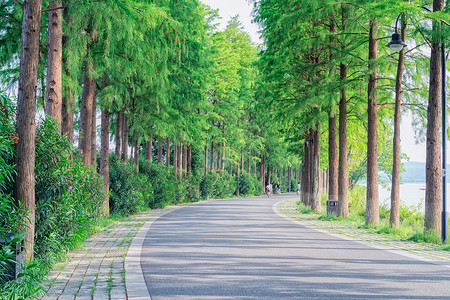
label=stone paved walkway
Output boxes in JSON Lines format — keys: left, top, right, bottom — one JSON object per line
{"left": 40, "top": 197, "right": 450, "bottom": 300}
{"left": 40, "top": 206, "right": 178, "bottom": 300}
{"left": 275, "top": 198, "right": 450, "bottom": 266}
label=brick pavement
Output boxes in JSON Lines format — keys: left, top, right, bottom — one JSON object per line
{"left": 40, "top": 206, "right": 178, "bottom": 300}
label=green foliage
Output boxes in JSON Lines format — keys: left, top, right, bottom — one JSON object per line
{"left": 199, "top": 171, "right": 236, "bottom": 199}
{"left": 0, "top": 91, "right": 16, "bottom": 195}
{"left": 296, "top": 201, "right": 314, "bottom": 214}
{"left": 238, "top": 172, "right": 260, "bottom": 196}
{"left": 34, "top": 117, "right": 107, "bottom": 263}
{"left": 109, "top": 155, "right": 153, "bottom": 215}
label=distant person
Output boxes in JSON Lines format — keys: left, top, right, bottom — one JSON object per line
{"left": 297, "top": 182, "right": 301, "bottom": 196}
{"left": 266, "top": 183, "right": 272, "bottom": 197}
{"left": 276, "top": 182, "right": 280, "bottom": 194}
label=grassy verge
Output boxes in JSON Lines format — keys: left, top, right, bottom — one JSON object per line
{"left": 296, "top": 185, "right": 449, "bottom": 250}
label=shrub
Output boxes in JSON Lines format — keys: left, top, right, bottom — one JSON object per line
{"left": 34, "top": 117, "right": 106, "bottom": 262}
{"left": 238, "top": 172, "right": 260, "bottom": 196}
{"left": 110, "top": 155, "right": 153, "bottom": 215}
{"left": 199, "top": 171, "right": 236, "bottom": 199}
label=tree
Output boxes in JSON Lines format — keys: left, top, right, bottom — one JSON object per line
{"left": 45, "top": 1, "right": 63, "bottom": 129}
{"left": 14, "top": 0, "right": 43, "bottom": 263}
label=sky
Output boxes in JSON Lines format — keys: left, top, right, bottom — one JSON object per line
{"left": 201, "top": 0, "right": 427, "bottom": 162}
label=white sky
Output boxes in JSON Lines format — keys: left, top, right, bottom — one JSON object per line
{"left": 200, "top": 0, "right": 428, "bottom": 163}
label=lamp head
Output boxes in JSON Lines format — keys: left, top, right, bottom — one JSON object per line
{"left": 387, "top": 32, "right": 407, "bottom": 52}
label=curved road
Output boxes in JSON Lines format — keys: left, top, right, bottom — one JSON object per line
{"left": 141, "top": 194, "right": 450, "bottom": 299}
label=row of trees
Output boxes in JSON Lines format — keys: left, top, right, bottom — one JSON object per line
{"left": 1, "top": 0, "right": 301, "bottom": 263}
{"left": 253, "top": 0, "right": 449, "bottom": 233}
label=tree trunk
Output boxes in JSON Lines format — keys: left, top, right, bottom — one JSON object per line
{"left": 183, "top": 143, "right": 187, "bottom": 173}
{"left": 366, "top": 18, "right": 380, "bottom": 226}
{"left": 237, "top": 160, "right": 240, "bottom": 196}
{"left": 204, "top": 142, "right": 208, "bottom": 174}
{"left": 134, "top": 134, "right": 139, "bottom": 173}
{"left": 166, "top": 137, "right": 170, "bottom": 167}
{"left": 179, "top": 141, "right": 183, "bottom": 177}
{"left": 14, "top": 0, "right": 42, "bottom": 263}
{"left": 288, "top": 166, "right": 292, "bottom": 192}
{"left": 145, "top": 134, "right": 153, "bottom": 161}
{"left": 61, "top": 7, "right": 73, "bottom": 143}
{"left": 115, "top": 111, "right": 122, "bottom": 157}
{"left": 78, "top": 64, "right": 95, "bottom": 165}
{"left": 188, "top": 145, "right": 192, "bottom": 173}
{"left": 247, "top": 151, "right": 251, "bottom": 174}
{"left": 425, "top": 0, "right": 444, "bottom": 233}
{"left": 121, "top": 114, "right": 128, "bottom": 160}
{"left": 338, "top": 62, "right": 349, "bottom": 218}
{"left": 91, "top": 97, "right": 97, "bottom": 167}
{"left": 311, "top": 124, "right": 321, "bottom": 212}
{"left": 158, "top": 136, "right": 163, "bottom": 164}
{"left": 210, "top": 140, "right": 214, "bottom": 171}
{"left": 390, "top": 20, "right": 406, "bottom": 228}
{"left": 61, "top": 90, "right": 74, "bottom": 143}
{"left": 45, "top": 0, "right": 63, "bottom": 129}
{"left": 174, "top": 143, "right": 178, "bottom": 177}
{"left": 328, "top": 112, "right": 338, "bottom": 201}
{"left": 260, "top": 155, "right": 265, "bottom": 193}
{"left": 100, "top": 108, "right": 110, "bottom": 217}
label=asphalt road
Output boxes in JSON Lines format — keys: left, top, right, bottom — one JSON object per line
{"left": 141, "top": 194, "right": 450, "bottom": 299}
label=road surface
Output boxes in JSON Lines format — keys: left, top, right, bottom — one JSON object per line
{"left": 141, "top": 194, "right": 450, "bottom": 299}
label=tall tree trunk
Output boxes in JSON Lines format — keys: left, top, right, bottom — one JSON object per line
{"left": 328, "top": 112, "right": 338, "bottom": 201}
{"left": 241, "top": 153, "right": 244, "bottom": 174}
{"left": 204, "top": 142, "right": 208, "bottom": 174}
{"left": 121, "top": 114, "right": 128, "bottom": 160}
{"left": 115, "top": 111, "right": 122, "bottom": 157}
{"left": 183, "top": 143, "right": 187, "bottom": 173}
{"left": 247, "top": 151, "right": 251, "bottom": 174}
{"left": 338, "top": 61, "right": 349, "bottom": 217}
{"left": 61, "top": 6, "right": 73, "bottom": 143}
{"left": 179, "top": 141, "right": 183, "bottom": 177}
{"left": 425, "top": 0, "right": 445, "bottom": 233}
{"left": 229, "top": 162, "right": 232, "bottom": 174}
{"left": 61, "top": 90, "right": 74, "bottom": 143}
{"left": 91, "top": 97, "right": 97, "bottom": 167}
{"left": 158, "top": 136, "right": 163, "bottom": 164}
{"left": 78, "top": 64, "right": 95, "bottom": 165}
{"left": 14, "top": 0, "right": 42, "bottom": 263}
{"left": 188, "top": 145, "right": 192, "bottom": 173}
{"left": 45, "top": 0, "right": 63, "bottom": 129}
{"left": 237, "top": 160, "right": 240, "bottom": 196}
{"left": 174, "top": 143, "right": 178, "bottom": 177}
{"left": 390, "top": 20, "right": 406, "bottom": 228}
{"left": 288, "top": 166, "right": 292, "bottom": 192}
{"left": 222, "top": 144, "right": 226, "bottom": 171}
{"left": 366, "top": 18, "right": 380, "bottom": 226}
{"left": 311, "top": 125, "right": 321, "bottom": 212}
{"left": 260, "top": 155, "right": 265, "bottom": 193}
{"left": 145, "top": 134, "right": 153, "bottom": 161}
{"left": 217, "top": 147, "right": 221, "bottom": 171}
{"left": 100, "top": 108, "right": 110, "bottom": 217}
{"left": 210, "top": 140, "right": 215, "bottom": 171}
{"left": 133, "top": 134, "right": 139, "bottom": 173}
{"left": 166, "top": 138, "right": 170, "bottom": 167}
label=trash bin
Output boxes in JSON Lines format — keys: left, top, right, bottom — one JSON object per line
{"left": 327, "top": 200, "right": 338, "bottom": 216}
{"left": 0, "top": 233, "right": 24, "bottom": 282}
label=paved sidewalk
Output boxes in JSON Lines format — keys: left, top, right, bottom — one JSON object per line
{"left": 275, "top": 198, "right": 450, "bottom": 266}
{"left": 40, "top": 206, "right": 178, "bottom": 300}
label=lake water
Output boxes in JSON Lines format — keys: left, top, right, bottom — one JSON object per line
{"left": 378, "top": 183, "right": 426, "bottom": 213}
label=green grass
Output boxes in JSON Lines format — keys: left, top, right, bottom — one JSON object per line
{"left": 296, "top": 190, "right": 450, "bottom": 250}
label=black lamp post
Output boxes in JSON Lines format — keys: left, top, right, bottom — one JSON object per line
{"left": 388, "top": 14, "right": 448, "bottom": 244}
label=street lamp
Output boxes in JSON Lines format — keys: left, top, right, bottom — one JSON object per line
{"left": 388, "top": 13, "right": 448, "bottom": 243}
{"left": 387, "top": 13, "right": 407, "bottom": 52}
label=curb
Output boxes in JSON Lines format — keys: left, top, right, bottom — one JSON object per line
{"left": 125, "top": 207, "right": 180, "bottom": 300}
